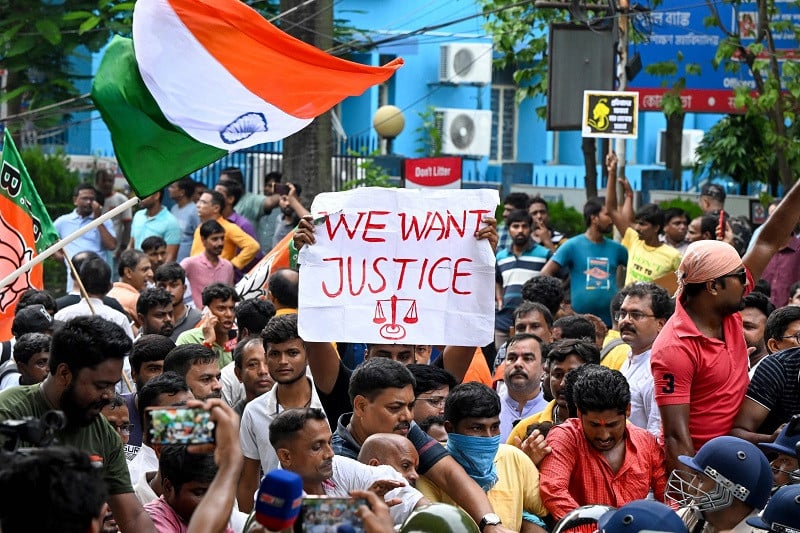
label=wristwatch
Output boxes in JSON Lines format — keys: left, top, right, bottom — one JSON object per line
{"left": 479, "top": 513, "right": 502, "bottom": 532}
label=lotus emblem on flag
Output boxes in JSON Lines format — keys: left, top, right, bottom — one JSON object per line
{"left": 220, "top": 112, "right": 269, "bottom": 144}
{"left": 0, "top": 213, "right": 34, "bottom": 312}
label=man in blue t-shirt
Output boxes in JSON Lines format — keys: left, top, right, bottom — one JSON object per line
{"left": 540, "top": 198, "right": 627, "bottom": 326}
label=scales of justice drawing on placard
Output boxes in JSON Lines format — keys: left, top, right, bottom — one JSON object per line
{"left": 373, "top": 295, "right": 418, "bottom": 340}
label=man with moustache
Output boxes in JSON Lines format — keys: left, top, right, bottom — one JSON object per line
{"left": 153, "top": 263, "right": 203, "bottom": 342}
{"left": 270, "top": 408, "right": 426, "bottom": 526}
{"left": 0, "top": 316, "right": 158, "bottom": 533}
{"left": 136, "top": 288, "right": 175, "bottom": 338}
{"left": 175, "top": 283, "right": 239, "bottom": 368}
{"left": 495, "top": 209, "right": 552, "bottom": 349}
{"left": 331, "top": 358, "right": 517, "bottom": 533}
{"left": 540, "top": 198, "right": 627, "bottom": 327}
{"left": 53, "top": 183, "right": 117, "bottom": 292}
{"left": 539, "top": 366, "right": 666, "bottom": 520}
{"left": 498, "top": 333, "right": 548, "bottom": 441}
{"left": 616, "top": 283, "right": 673, "bottom": 437}
{"left": 739, "top": 292, "right": 775, "bottom": 376}
{"left": 181, "top": 220, "right": 234, "bottom": 308}
{"left": 163, "top": 344, "right": 223, "bottom": 401}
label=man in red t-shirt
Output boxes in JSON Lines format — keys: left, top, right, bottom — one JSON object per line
{"left": 651, "top": 176, "right": 800, "bottom": 475}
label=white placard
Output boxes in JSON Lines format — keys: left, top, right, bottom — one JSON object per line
{"left": 298, "top": 187, "right": 499, "bottom": 345}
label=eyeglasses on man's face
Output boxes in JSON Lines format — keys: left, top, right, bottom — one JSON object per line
{"left": 109, "top": 423, "right": 133, "bottom": 435}
{"left": 614, "top": 310, "right": 655, "bottom": 322}
{"left": 416, "top": 396, "right": 446, "bottom": 408}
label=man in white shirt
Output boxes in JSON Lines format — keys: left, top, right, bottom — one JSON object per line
{"left": 54, "top": 257, "right": 134, "bottom": 341}
{"left": 237, "top": 314, "right": 325, "bottom": 513}
{"left": 617, "top": 282, "right": 673, "bottom": 437}
{"left": 498, "top": 333, "right": 548, "bottom": 441}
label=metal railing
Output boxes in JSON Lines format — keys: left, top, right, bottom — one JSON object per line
{"left": 191, "top": 134, "right": 379, "bottom": 193}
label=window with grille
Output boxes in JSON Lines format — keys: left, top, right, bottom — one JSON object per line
{"left": 490, "top": 86, "right": 517, "bottom": 163}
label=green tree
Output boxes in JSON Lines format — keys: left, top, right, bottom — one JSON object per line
{"left": 0, "top": 1, "right": 135, "bottom": 138}
{"left": 704, "top": 0, "right": 800, "bottom": 193}
{"left": 693, "top": 113, "right": 772, "bottom": 195}
{"left": 341, "top": 149, "right": 396, "bottom": 190}
{"left": 644, "top": 1, "right": 800, "bottom": 195}
{"left": 19, "top": 145, "right": 80, "bottom": 206}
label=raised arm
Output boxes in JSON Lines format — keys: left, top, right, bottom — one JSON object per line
{"left": 187, "top": 399, "right": 243, "bottom": 533}
{"left": 604, "top": 152, "right": 634, "bottom": 235}
{"left": 743, "top": 176, "right": 800, "bottom": 280}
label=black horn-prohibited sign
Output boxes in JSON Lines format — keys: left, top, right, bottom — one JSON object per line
{"left": 582, "top": 90, "right": 639, "bottom": 139}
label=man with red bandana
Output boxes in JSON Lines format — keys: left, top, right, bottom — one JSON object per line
{"left": 652, "top": 175, "right": 800, "bottom": 474}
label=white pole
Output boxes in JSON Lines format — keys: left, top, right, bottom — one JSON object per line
{"left": 0, "top": 196, "right": 140, "bottom": 289}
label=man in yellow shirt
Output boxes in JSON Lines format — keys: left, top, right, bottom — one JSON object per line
{"left": 605, "top": 153, "right": 681, "bottom": 286}
{"left": 417, "top": 382, "right": 548, "bottom": 532}
{"left": 190, "top": 190, "right": 260, "bottom": 277}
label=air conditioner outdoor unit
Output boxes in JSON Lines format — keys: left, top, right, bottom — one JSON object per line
{"left": 436, "top": 108, "right": 492, "bottom": 158}
{"left": 655, "top": 129, "right": 704, "bottom": 167}
{"left": 439, "top": 43, "right": 493, "bottom": 84}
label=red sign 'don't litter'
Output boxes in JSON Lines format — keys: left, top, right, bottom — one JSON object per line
{"left": 404, "top": 157, "right": 462, "bottom": 189}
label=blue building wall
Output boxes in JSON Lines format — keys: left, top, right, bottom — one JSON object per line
{"left": 73, "top": 0, "right": 729, "bottom": 193}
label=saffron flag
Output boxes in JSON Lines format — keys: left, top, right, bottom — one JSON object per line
{"left": 0, "top": 130, "right": 59, "bottom": 338}
{"left": 91, "top": 0, "right": 404, "bottom": 198}
{"left": 235, "top": 231, "right": 294, "bottom": 301}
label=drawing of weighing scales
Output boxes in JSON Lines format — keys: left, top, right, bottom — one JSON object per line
{"left": 373, "top": 295, "right": 418, "bottom": 340}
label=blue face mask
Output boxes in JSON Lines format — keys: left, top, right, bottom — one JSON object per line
{"left": 446, "top": 433, "right": 501, "bottom": 491}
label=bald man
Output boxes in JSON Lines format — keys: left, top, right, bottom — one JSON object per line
{"left": 358, "top": 433, "right": 420, "bottom": 487}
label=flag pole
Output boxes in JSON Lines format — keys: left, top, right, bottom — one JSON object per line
{"left": 0, "top": 196, "right": 140, "bottom": 290}
{"left": 62, "top": 209, "right": 136, "bottom": 395}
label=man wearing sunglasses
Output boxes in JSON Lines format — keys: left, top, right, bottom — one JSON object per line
{"left": 651, "top": 175, "right": 800, "bottom": 475}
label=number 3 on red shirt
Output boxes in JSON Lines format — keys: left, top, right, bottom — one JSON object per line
{"left": 661, "top": 373, "right": 675, "bottom": 394}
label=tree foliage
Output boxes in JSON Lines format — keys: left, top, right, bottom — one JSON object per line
{"left": 0, "top": 0, "right": 134, "bottom": 113}
{"left": 478, "top": 1, "right": 567, "bottom": 118}
{"left": 644, "top": 1, "right": 800, "bottom": 193}
{"left": 19, "top": 145, "right": 80, "bottom": 206}
{"left": 709, "top": 0, "right": 800, "bottom": 192}
{"left": 693, "top": 114, "right": 773, "bottom": 195}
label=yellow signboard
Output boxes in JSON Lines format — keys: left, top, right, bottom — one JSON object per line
{"left": 582, "top": 90, "right": 639, "bottom": 139}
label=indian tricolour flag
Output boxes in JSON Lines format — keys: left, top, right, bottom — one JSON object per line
{"left": 91, "top": 0, "right": 403, "bottom": 198}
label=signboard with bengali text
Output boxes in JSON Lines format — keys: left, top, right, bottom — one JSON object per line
{"left": 629, "top": 3, "right": 800, "bottom": 113}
